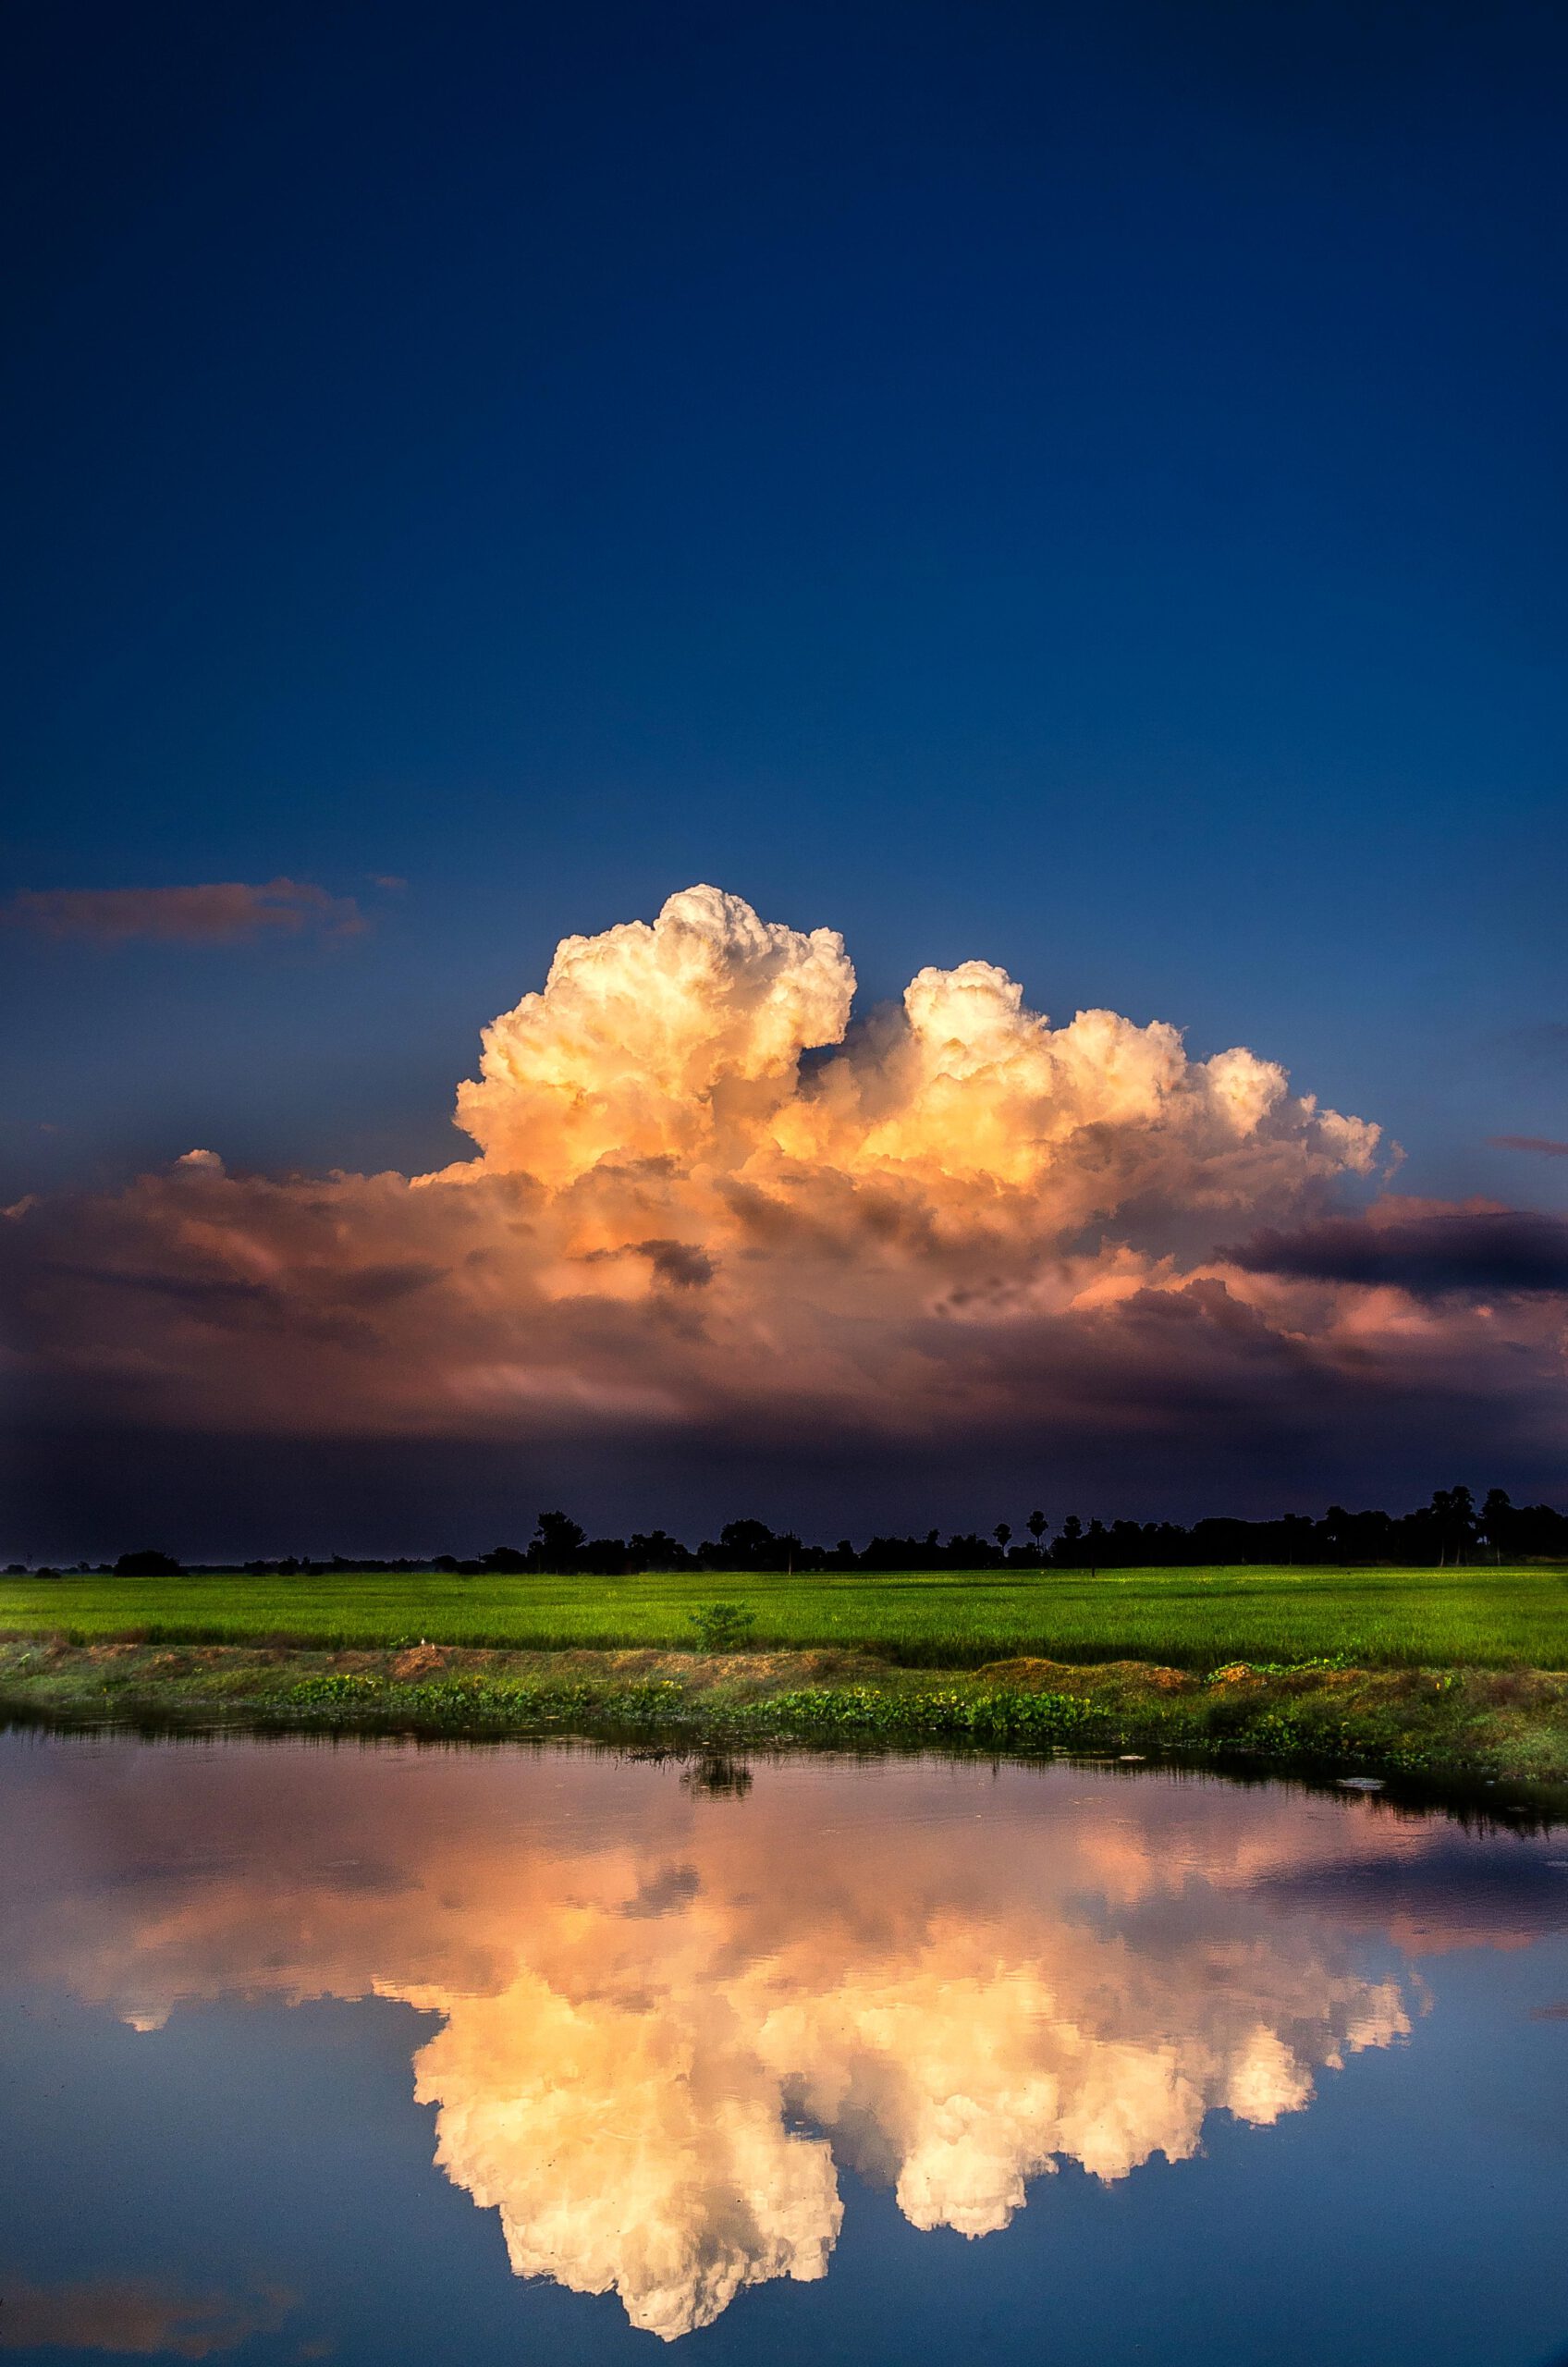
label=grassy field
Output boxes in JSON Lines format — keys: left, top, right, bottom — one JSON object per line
{"left": 3, "top": 1563, "right": 1565, "bottom": 1671}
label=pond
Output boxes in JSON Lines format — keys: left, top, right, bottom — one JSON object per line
{"left": 1, "top": 1730, "right": 1565, "bottom": 2364}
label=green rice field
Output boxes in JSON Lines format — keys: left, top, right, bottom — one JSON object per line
{"left": 3, "top": 1563, "right": 1564, "bottom": 1671}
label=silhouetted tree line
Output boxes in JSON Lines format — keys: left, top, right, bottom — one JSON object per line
{"left": 31, "top": 1486, "right": 1562, "bottom": 1581}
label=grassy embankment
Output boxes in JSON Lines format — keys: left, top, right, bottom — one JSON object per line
{"left": 3, "top": 1564, "right": 1566, "bottom": 1797}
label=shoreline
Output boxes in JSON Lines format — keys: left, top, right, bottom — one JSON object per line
{"left": 3, "top": 1637, "right": 1565, "bottom": 1816}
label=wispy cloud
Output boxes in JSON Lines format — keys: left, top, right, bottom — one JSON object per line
{"left": 1489, "top": 1134, "right": 1568, "bottom": 1158}
{"left": 4, "top": 877, "right": 365, "bottom": 944}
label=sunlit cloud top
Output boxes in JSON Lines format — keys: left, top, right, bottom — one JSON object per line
{"left": 446, "top": 883, "right": 1378, "bottom": 1224}
{"left": 7, "top": 884, "right": 1565, "bottom": 1528}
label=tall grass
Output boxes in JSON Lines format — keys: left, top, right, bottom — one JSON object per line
{"left": 3, "top": 1564, "right": 1565, "bottom": 1670}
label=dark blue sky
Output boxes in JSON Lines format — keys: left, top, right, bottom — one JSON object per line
{"left": 5, "top": 0, "right": 1564, "bottom": 1205}
{"left": 6, "top": 2, "right": 1568, "bottom": 1551}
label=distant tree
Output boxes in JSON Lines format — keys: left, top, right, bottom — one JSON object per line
{"left": 705, "top": 1519, "right": 800, "bottom": 1572}
{"left": 947, "top": 1531, "right": 1004, "bottom": 1567}
{"left": 1479, "top": 1489, "right": 1513, "bottom": 1562}
{"left": 141, "top": 1480, "right": 1568, "bottom": 1587}
{"left": 1429, "top": 1486, "right": 1476, "bottom": 1566}
{"left": 114, "top": 1549, "right": 183, "bottom": 1577}
{"left": 576, "top": 1536, "right": 631, "bottom": 1576}
{"left": 531, "top": 1512, "right": 586, "bottom": 1573}
{"left": 629, "top": 1529, "right": 694, "bottom": 1571}
{"left": 1512, "top": 1501, "right": 1568, "bottom": 1555}
{"left": 717, "top": 1518, "right": 777, "bottom": 1566}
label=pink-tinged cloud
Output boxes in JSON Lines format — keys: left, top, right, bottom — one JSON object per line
{"left": 6, "top": 885, "right": 1567, "bottom": 1520}
{"left": 5, "top": 877, "right": 364, "bottom": 943}
{"left": 1490, "top": 1134, "right": 1568, "bottom": 1159}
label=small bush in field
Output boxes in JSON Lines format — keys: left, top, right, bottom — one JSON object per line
{"left": 689, "top": 1601, "right": 755, "bottom": 1653}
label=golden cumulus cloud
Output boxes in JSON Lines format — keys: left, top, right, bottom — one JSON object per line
{"left": 6, "top": 883, "right": 1564, "bottom": 1470}
{"left": 445, "top": 883, "right": 1377, "bottom": 1220}
{"left": 452, "top": 885, "right": 856, "bottom": 1184}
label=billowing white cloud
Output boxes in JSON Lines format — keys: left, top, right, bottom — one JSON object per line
{"left": 6, "top": 884, "right": 1564, "bottom": 1489}
{"left": 453, "top": 885, "right": 855, "bottom": 1184}
{"left": 444, "top": 886, "right": 1377, "bottom": 1239}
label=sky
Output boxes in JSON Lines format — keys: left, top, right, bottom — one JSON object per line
{"left": 3, "top": 0, "right": 1566, "bottom": 1555}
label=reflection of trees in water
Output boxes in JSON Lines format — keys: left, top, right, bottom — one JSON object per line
{"left": 680, "top": 1754, "right": 753, "bottom": 1799}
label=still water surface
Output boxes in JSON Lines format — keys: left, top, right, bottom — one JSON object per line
{"left": 2, "top": 1731, "right": 1566, "bottom": 2364}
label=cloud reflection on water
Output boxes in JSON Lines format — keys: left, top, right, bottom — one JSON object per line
{"left": 0, "top": 2277, "right": 292, "bottom": 2357}
{"left": 6, "top": 1746, "right": 1542, "bottom": 2339}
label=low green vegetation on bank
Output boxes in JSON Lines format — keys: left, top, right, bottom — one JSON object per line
{"left": 3, "top": 1562, "right": 1566, "bottom": 1671}
{"left": 2, "top": 1636, "right": 1565, "bottom": 1801}
{"left": 6, "top": 1566, "right": 1563, "bottom": 1799}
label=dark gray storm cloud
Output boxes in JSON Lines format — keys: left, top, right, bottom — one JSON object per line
{"left": 1228, "top": 1205, "right": 1568, "bottom": 1297}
